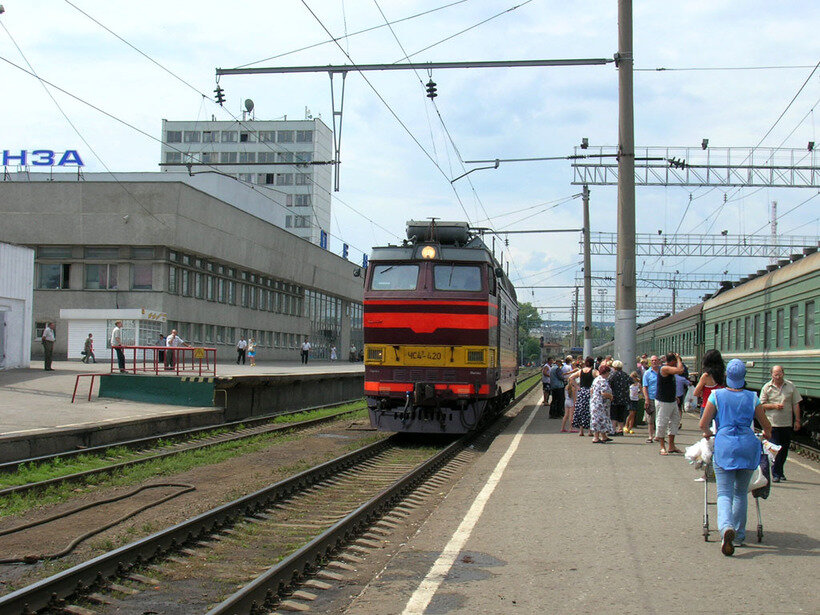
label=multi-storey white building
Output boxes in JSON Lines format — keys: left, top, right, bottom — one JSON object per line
{"left": 160, "top": 117, "right": 332, "bottom": 245}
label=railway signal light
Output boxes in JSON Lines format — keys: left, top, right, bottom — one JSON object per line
{"left": 214, "top": 85, "right": 226, "bottom": 106}
{"left": 425, "top": 79, "right": 437, "bottom": 99}
{"left": 342, "top": 243, "right": 349, "bottom": 259}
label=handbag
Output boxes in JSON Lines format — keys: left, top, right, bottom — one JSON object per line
{"left": 748, "top": 465, "right": 768, "bottom": 492}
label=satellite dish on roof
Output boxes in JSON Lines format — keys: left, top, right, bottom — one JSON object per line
{"left": 244, "top": 99, "right": 255, "bottom": 112}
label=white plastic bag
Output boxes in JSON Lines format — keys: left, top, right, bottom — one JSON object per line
{"left": 761, "top": 439, "right": 782, "bottom": 464}
{"left": 685, "top": 437, "right": 714, "bottom": 469}
{"left": 683, "top": 387, "right": 697, "bottom": 413}
{"left": 749, "top": 465, "right": 768, "bottom": 492}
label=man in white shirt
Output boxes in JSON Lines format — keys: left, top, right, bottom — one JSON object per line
{"left": 301, "top": 339, "right": 311, "bottom": 364}
{"left": 164, "top": 329, "right": 189, "bottom": 370}
{"left": 41, "top": 322, "right": 56, "bottom": 371}
{"left": 760, "top": 365, "right": 803, "bottom": 482}
{"left": 111, "top": 320, "right": 126, "bottom": 373}
{"left": 236, "top": 337, "right": 248, "bottom": 365}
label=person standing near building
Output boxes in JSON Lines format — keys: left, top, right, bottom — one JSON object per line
{"left": 156, "top": 333, "right": 166, "bottom": 365}
{"left": 642, "top": 355, "right": 661, "bottom": 444}
{"left": 301, "top": 338, "right": 312, "bottom": 364}
{"left": 111, "top": 320, "right": 126, "bottom": 373}
{"left": 236, "top": 336, "right": 247, "bottom": 365}
{"left": 247, "top": 337, "right": 257, "bottom": 367}
{"left": 759, "top": 365, "right": 803, "bottom": 482}
{"left": 609, "top": 360, "right": 630, "bottom": 436}
{"left": 165, "top": 329, "right": 189, "bottom": 370}
{"left": 349, "top": 343, "right": 357, "bottom": 362}
{"left": 541, "top": 358, "right": 553, "bottom": 408}
{"left": 41, "top": 322, "right": 55, "bottom": 371}
{"left": 330, "top": 345, "right": 338, "bottom": 362}
{"left": 81, "top": 333, "right": 96, "bottom": 363}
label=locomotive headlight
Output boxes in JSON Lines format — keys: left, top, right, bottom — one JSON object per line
{"left": 421, "top": 245, "right": 437, "bottom": 259}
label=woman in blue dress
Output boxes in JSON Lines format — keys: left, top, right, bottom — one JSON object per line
{"left": 699, "top": 359, "right": 771, "bottom": 556}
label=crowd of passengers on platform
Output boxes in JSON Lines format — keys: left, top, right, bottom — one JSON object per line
{"left": 541, "top": 349, "right": 803, "bottom": 556}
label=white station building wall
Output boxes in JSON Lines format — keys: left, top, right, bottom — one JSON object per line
{"left": 0, "top": 242, "right": 35, "bottom": 370}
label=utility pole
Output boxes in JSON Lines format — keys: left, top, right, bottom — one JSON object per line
{"left": 582, "top": 185, "right": 593, "bottom": 358}
{"left": 615, "top": 0, "right": 637, "bottom": 366}
{"left": 571, "top": 286, "right": 579, "bottom": 349}
{"left": 672, "top": 287, "right": 676, "bottom": 315}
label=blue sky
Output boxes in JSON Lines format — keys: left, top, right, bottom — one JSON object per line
{"left": 1, "top": 0, "right": 818, "bottom": 322}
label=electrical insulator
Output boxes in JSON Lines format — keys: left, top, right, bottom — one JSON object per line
{"left": 214, "top": 85, "right": 226, "bottom": 106}
{"left": 425, "top": 79, "right": 437, "bottom": 99}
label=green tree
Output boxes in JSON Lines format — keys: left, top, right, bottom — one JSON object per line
{"left": 517, "top": 302, "right": 543, "bottom": 365}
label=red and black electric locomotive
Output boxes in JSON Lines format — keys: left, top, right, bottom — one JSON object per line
{"left": 364, "top": 220, "right": 518, "bottom": 433}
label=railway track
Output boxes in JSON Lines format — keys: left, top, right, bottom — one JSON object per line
{"left": 0, "top": 375, "right": 542, "bottom": 614}
{"left": 0, "top": 401, "right": 366, "bottom": 498}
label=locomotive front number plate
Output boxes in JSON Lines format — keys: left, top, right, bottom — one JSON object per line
{"left": 404, "top": 349, "right": 444, "bottom": 363}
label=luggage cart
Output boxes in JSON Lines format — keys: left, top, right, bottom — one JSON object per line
{"left": 701, "top": 450, "right": 770, "bottom": 542}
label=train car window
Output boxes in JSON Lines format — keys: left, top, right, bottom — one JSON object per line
{"left": 764, "top": 312, "right": 772, "bottom": 350}
{"left": 805, "top": 301, "right": 815, "bottom": 347}
{"left": 370, "top": 265, "right": 419, "bottom": 290}
{"left": 433, "top": 265, "right": 483, "bottom": 291}
{"left": 789, "top": 305, "right": 799, "bottom": 348}
{"left": 727, "top": 321, "right": 733, "bottom": 350}
{"left": 735, "top": 319, "right": 741, "bottom": 350}
{"left": 776, "top": 309, "right": 784, "bottom": 348}
{"left": 753, "top": 314, "right": 760, "bottom": 349}
{"left": 745, "top": 316, "right": 752, "bottom": 350}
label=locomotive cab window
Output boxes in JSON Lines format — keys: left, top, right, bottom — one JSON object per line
{"left": 370, "top": 265, "right": 419, "bottom": 290}
{"left": 433, "top": 265, "right": 483, "bottom": 291}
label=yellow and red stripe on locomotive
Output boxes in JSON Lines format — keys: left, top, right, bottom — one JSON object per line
{"left": 363, "top": 220, "right": 518, "bottom": 434}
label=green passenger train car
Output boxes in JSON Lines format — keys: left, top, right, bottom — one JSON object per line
{"left": 592, "top": 248, "right": 819, "bottom": 444}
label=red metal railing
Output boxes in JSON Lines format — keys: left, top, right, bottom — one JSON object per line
{"left": 110, "top": 345, "right": 217, "bottom": 377}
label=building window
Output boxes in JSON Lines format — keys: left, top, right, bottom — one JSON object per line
{"left": 258, "top": 131, "right": 276, "bottom": 142}
{"left": 239, "top": 131, "right": 254, "bottom": 143}
{"left": 37, "top": 263, "right": 71, "bottom": 289}
{"left": 216, "top": 325, "right": 225, "bottom": 343}
{"left": 132, "top": 263, "right": 153, "bottom": 290}
{"left": 169, "top": 266, "right": 178, "bottom": 294}
{"left": 776, "top": 308, "right": 784, "bottom": 348}
{"left": 195, "top": 273, "right": 204, "bottom": 299}
{"left": 165, "top": 152, "right": 182, "bottom": 163}
{"left": 277, "top": 151, "right": 294, "bottom": 163}
{"left": 221, "top": 131, "right": 237, "bottom": 142}
{"left": 228, "top": 280, "right": 236, "bottom": 305}
{"left": 258, "top": 152, "right": 276, "bottom": 162}
{"left": 295, "top": 194, "right": 311, "bottom": 207}
{"left": 205, "top": 324, "right": 214, "bottom": 343}
{"left": 277, "top": 130, "right": 294, "bottom": 143}
{"left": 183, "top": 131, "right": 201, "bottom": 143}
{"left": 85, "top": 247, "right": 120, "bottom": 259}
{"left": 201, "top": 152, "right": 218, "bottom": 163}
{"left": 296, "top": 130, "right": 313, "bottom": 143}
{"left": 295, "top": 173, "right": 312, "bottom": 185}
{"left": 202, "top": 131, "right": 218, "bottom": 143}
{"left": 264, "top": 173, "right": 276, "bottom": 185}
{"left": 238, "top": 151, "right": 256, "bottom": 163}
{"left": 85, "top": 264, "right": 118, "bottom": 289}
{"left": 207, "top": 276, "right": 215, "bottom": 301}
{"left": 131, "top": 247, "right": 154, "bottom": 259}
{"left": 181, "top": 269, "right": 190, "bottom": 296}
{"left": 806, "top": 301, "right": 815, "bottom": 347}
{"left": 276, "top": 173, "right": 293, "bottom": 186}
{"left": 38, "top": 246, "right": 73, "bottom": 258}
{"left": 238, "top": 173, "right": 254, "bottom": 183}
{"left": 295, "top": 151, "right": 313, "bottom": 163}
{"left": 220, "top": 151, "right": 237, "bottom": 164}
{"left": 166, "top": 131, "right": 182, "bottom": 143}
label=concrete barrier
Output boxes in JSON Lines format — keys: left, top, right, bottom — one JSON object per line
{"left": 99, "top": 374, "right": 216, "bottom": 407}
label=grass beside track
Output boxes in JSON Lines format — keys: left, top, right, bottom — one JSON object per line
{"left": 0, "top": 401, "right": 369, "bottom": 518}
{"left": 518, "top": 372, "right": 542, "bottom": 394}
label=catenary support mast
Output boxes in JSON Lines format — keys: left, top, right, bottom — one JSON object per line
{"left": 615, "top": 0, "right": 637, "bottom": 367}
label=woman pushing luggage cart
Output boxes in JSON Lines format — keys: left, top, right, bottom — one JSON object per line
{"left": 697, "top": 359, "right": 772, "bottom": 556}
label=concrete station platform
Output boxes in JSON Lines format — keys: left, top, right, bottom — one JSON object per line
{"left": 347, "top": 387, "right": 820, "bottom": 615}
{"left": 0, "top": 360, "right": 364, "bottom": 462}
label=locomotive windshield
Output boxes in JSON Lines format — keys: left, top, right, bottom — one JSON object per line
{"left": 370, "top": 264, "right": 419, "bottom": 290}
{"left": 433, "top": 265, "right": 483, "bottom": 291}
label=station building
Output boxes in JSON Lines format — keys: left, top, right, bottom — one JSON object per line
{"left": 0, "top": 172, "right": 363, "bottom": 362}
{"left": 159, "top": 116, "right": 332, "bottom": 245}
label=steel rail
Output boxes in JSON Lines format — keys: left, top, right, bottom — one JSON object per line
{"left": 0, "top": 437, "right": 396, "bottom": 614}
{"left": 0, "top": 398, "right": 363, "bottom": 473}
{"left": 209, "top": 377, "right": 543, "bottom": 614}
{"left": 0, "top": 376, "right": 542, "bottom": 614}
{"left": 0, "top": 404, "right": 366, "bottom": 498}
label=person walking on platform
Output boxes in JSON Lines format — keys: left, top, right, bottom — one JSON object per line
{"left": 699, "top": 359, "right": 771, "bottom": 556}
{"left": 759, "top": 365, "right": 803, "bottom": 483}
{"left": 549, "top": 359, "right": 565, "bottom": 418}
{"left": 111, "top": 320, "right": 126, "bottom": 373}
{"left": 561, "top": 375, "right": 576, "bottom": 432}
{"left": 626, "top": 371, "right": 641, "bottom": 434}
{"left": 693, "top": 349, "right": 725, "bottom": 416}
{"left": 330, "top": 345, "right": 338, "bottom": 362}
{"left": 41, "top": 322, "right": 55, "bottom": 371}
{"left": 81, "top": 333, "right": 96, "bottom": 363}
{"left": 655, "top": 352, "right": 686, "bottom": 455}
{"left": 642, "top": 356, "right": 661, "bottom": 443}
{"left": 301, "top": 338, "right": 311, "bottom": 364}
{"left": 569, "top": 357, "right": 597, "bottom": 437}
{"left": 236, "top": 336, "right": 247, "bottom": 365}
{"left": 541, "top": 358, "right": 553, "bottom": 407}
{"left": 590, "top": 363, "right": 614, "bottom": 442}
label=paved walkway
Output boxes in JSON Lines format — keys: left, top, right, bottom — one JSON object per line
{"left": 0, "top": 360, "right": 363, "bottom": 438}
{"left": 347, "top": 388, "right": 820, "bottom": 614}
